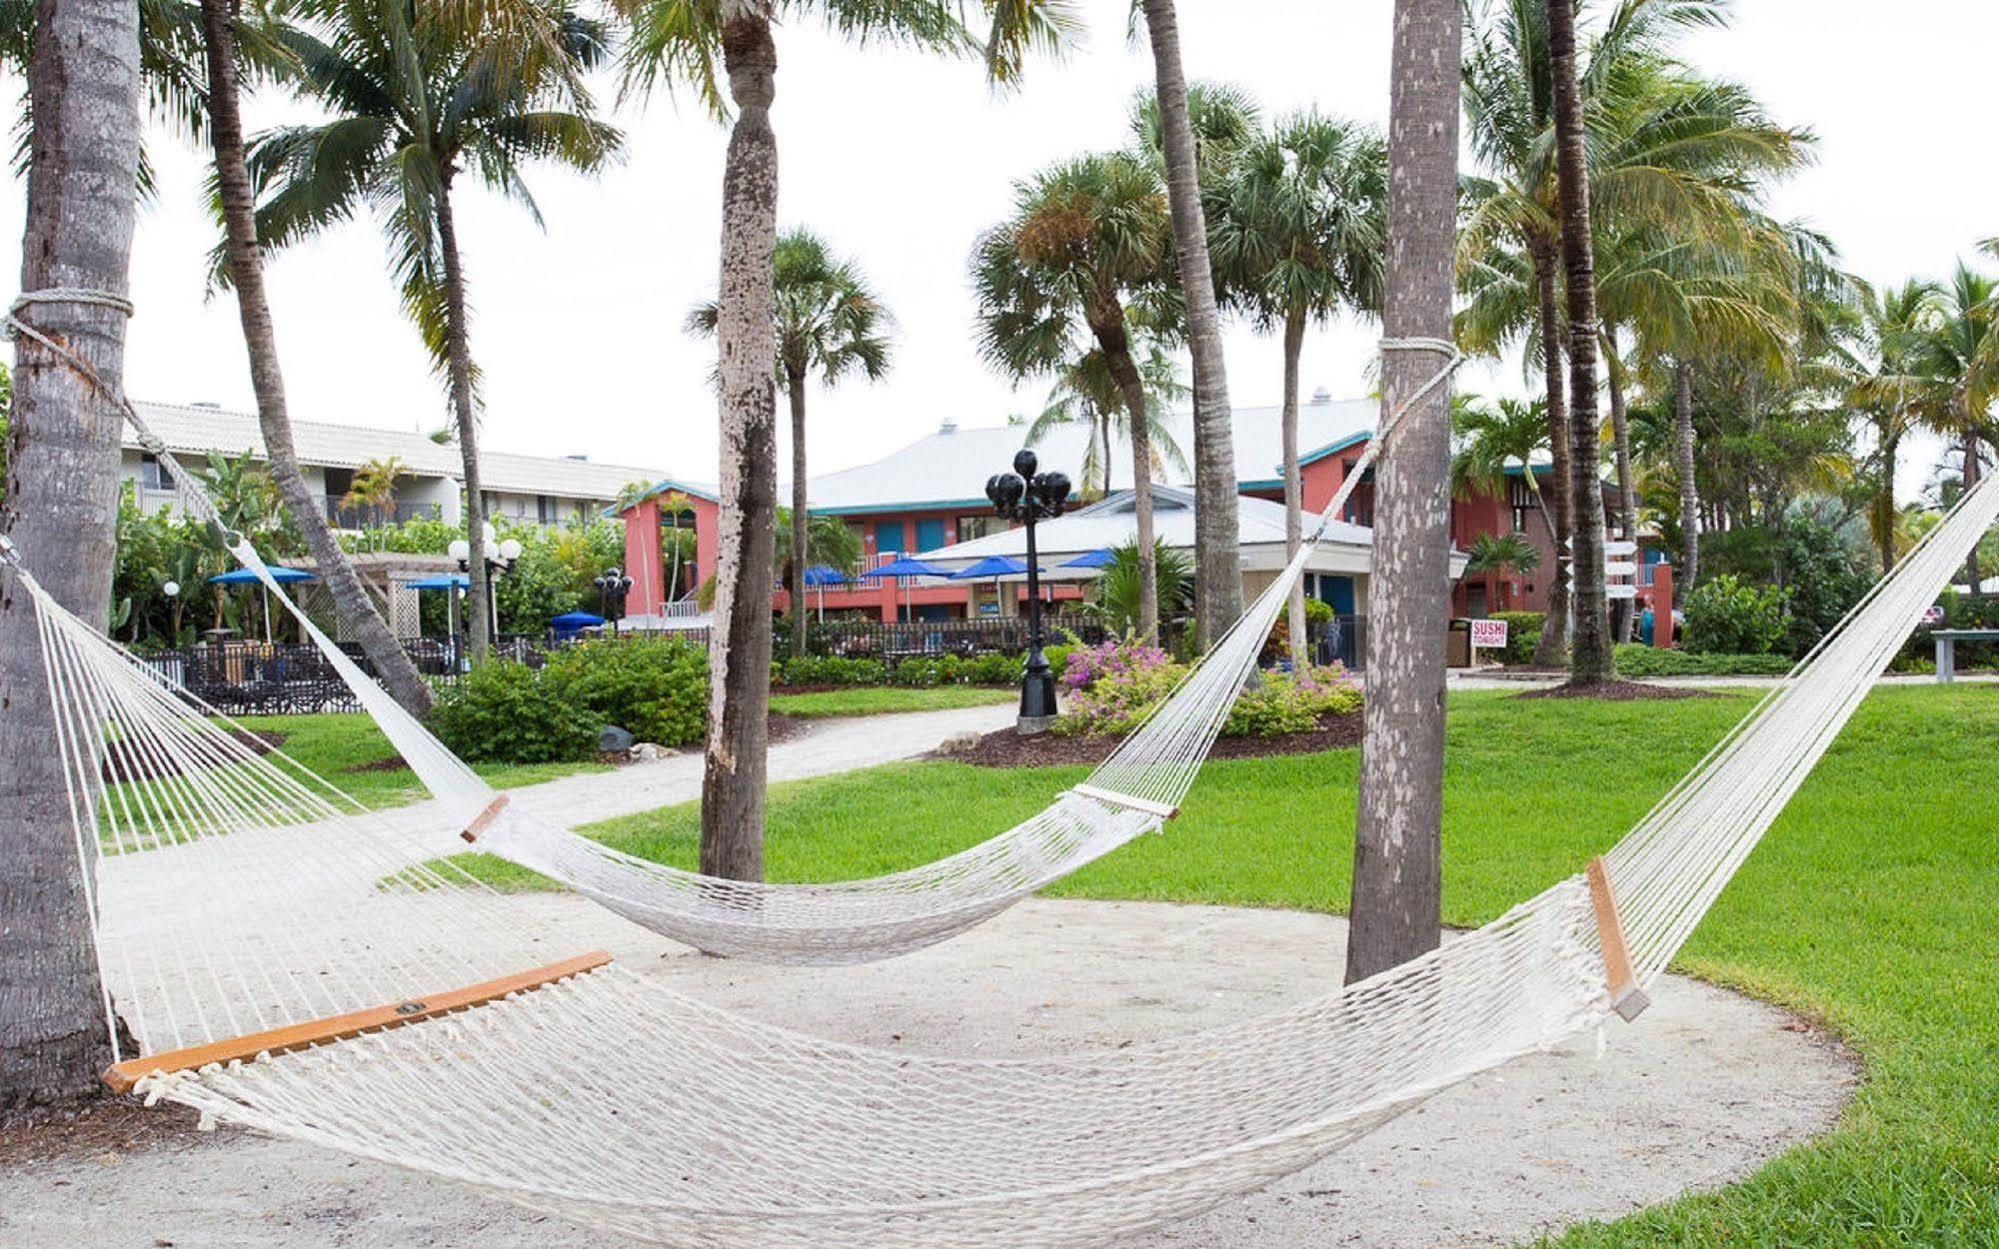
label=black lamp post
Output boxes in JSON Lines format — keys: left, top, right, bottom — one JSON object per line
{"left": 594, "top": 566, "right": 634, "bottom": 632}
{"left": 986, "top": 449, "right": 1071, "bottom": 734}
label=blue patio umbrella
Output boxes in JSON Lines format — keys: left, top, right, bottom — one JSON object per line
{"left": 1060, "top": 547, "right": 1115, "bottom": 570}
{"left": 208, "top": 566, "right": 315, "bottom": 644}
{"left": 407, "top": 572, "right": 470, "bottom": 591}
{"left": 858, "top": 556, "right": 952, "bottom": 622}
{"left": 208, "top": 565, "right": 316, "bottom": 584}
{"left": 947, "top": 556, "right": 1035, "bottom": 580}
{"left": 801, "top": 564, "right": 849, "bottom": 587}
{"left": 550, "top": 610, "right": 606, "bottom": 628}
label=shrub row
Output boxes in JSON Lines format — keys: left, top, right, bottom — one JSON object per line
{"left": 1610, "top": 644, "right": 1793, "bottom": 677}
{"left": 1487, "top": 611, "right": 1546, "bottom": 666}
{"left": 432, "top": 635, "right": 708, "bottom": 764}
{"left": 773, "top": 646, "right": 1068, "bottom": 689}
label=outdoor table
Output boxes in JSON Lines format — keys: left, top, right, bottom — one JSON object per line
{"left": 1929, "top": 628, "right": 1999, "bottom": 683}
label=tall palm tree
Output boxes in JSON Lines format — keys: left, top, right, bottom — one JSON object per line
{"left": 973, "top": 151, "right": 1175, "bottom": 642}
{"left": 689, "top": 228, "right": 891, "bottom": 657}
{"left": 0, "top": 0, "right": 143, "bottom": 1110}
{"left": 1212, "top": 110, "right": 1386, "bottom": 663}
{"left": 1347, "top": 0, "right": 1460, "bottom": 985}
{"left": 1845, "top": 277, "right": 1943, "bottom": 573}
{"left": 1137, "top": 0, "right": 1241, "bottom": 649}
{"left": 1543, "top": 0, "right": 1612, "bottom": 685}
{"left": 1908, "top": 262, "right": 1999, "bottom": 594}
{"left": 1023, "top": 341, "right": 1189, "bottom": 497}
{"left": 238, "top": 0, "right": 621, "bottom": 666}
{"left": 197, "top": 0, "right": 436, "bottom": 714}
{"left": 621, "top": 0, "right": 1074, "bottom": 883}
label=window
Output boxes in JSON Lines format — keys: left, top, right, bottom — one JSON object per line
{"left": 537, "top": 494, "right": 555, "bottom": 525}
{"left": 915, "top": 517, "right": 946, "bottom": 552}
{"left": 138, "top": 454, "right": 168, "bottom": 490}
{"left": 956, "top": 514, "right": 1003, "bottom": 541}
{"left": 874, "top": 519, "right": 905, "bottom": 553}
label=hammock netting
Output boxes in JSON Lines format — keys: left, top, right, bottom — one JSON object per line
{"left": 6, "top": 341, "right": 1995, "bottom": 1245}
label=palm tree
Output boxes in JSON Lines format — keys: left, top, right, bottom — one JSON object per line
{"left": 1136, "top": 0, "right": 1242, "bottom": 649}
{"left": 196, "top": 0, "right": 436, "bottom": 714}
{"left": 0, "top": 0, "right": 143, "bottom": 1110}
{"left": 1212, "top": 110, "right": 1386, "bottom": 663}
{"left": 1091, "top": 537, "right": 1191, "bottom": 637}
{"left": 1845, "top": 278, "right": 1944, "bottom": 573}
{"left": 689, "top": 228, "right": 890, "bottom": 657}
{"left": 620, "top": 0, "right": 1074, "bottom": 883}
{"left": 973, "top": 151, "right": 1175, "bottom": 642}
{"left": 238, "top": 0, "right": 621, "bottom": 667}
{"left": 1463, "top": 530, "right": 1542, "bottom": 581}
{"left": 1908, "top": 263, "right": 1999, "bottom": 594}
{"left": 1347, "top": 0, "right": 1460, "bottom": 985}
{"left": 1458, "top": 0, "right": 1805, "bottom": 663}
{"left": 1022, "top": 341, "right": 1189, "bottom": 497}
{"left": 344, "top": 455, "right": 407, "bottom": 531}
{"left": 1542, "top": 0, "right": 1611, "bottom": 684}
{"left": 1452, "top": 395, "right": 1551, "bottom": 613}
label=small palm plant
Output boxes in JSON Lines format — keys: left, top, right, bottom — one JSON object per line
{"left": 1464, "top": 531, "right": 1542, "bottom": 580}
{"left": 1090, "top": 538, "right": 1192, "bottom": 639}
{"left": 343, "top": 455, "right": 407, "bottom": 536}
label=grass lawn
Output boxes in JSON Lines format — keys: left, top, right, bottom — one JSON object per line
{"left": 767, "top": 685, "right": 1016, "bottom": 719}
{"left": 455, "top": 685, "right": 1999, "bottom": 1245}
{"left": 227, "top": 713, "right": 609, "bottom": 810}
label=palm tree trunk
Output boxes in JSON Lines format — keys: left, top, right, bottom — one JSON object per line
{"left": 1605, "top": 331, "right": 1635, "bottom": 642}
{"left": 0, "top": 0, "right": 142, "bottom": 1110}
{"left": 1141, "top": 0, "right": 1241, "bottom": 650}
{"left": 1674, "top": 357, "right": 1699, "bottom": 594}
{"left": 199, "top": 0, "right": 432, "bottom": 715}
{"left": 1529, "top": 235, "right": 1570, "bottom": 666}
{"left": 1963, "top": 432, "right": 1982, "bottom": 596}
{"left": 1094, "top": 304, "right": 1159, "bottom": 643}
{"left": 1347, "top": 0, "right": 1458, "bottom": 986}
{"left": 1877, "top": 429, "right": 1898, "bottom": 575}
{"left": 787, "top": 371, "right": 809, "bottom": 657}
{"left": 701, "top": 10, "right": 779, "bottom": 883}
{"left": 1282, "top": 306, "right": 1308, "bottom": 665}
{"left": 433, "top": 180, "right": 490, "bottom": 663}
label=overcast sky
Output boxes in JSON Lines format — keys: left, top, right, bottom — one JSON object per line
{"left": 7, "top": 0, "right": 1994, "bottom": 496}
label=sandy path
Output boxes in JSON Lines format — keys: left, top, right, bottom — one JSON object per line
{"left": 2, "top": 892, "right": 1855, "bottom": 1249}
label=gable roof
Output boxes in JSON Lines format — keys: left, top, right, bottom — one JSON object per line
{"left": 127, "top": 400, "right": 664, "bottom": 501}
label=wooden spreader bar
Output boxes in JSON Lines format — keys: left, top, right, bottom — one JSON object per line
{"left": 1070, "top": 783, "right": 1179, "bottom": 822}
{"left": 1586, "top": 857, "right": 1650, "bottom": 1022}
{"left": 102, "top": 951, "right": 612, "bottom": 1094}
{"left": 460, "top": 794, "right": 511, "bottom": 843}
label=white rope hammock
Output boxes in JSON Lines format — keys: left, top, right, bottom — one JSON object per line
{"left": 10, "top": 289, "right": 1995, "bottom": 1244}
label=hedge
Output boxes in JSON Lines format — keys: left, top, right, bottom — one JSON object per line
{"left": 1611, "top": 644, "right": 1793, "bottom": 677}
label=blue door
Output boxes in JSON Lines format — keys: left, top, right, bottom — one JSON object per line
{"left": 874, "top": 520, "right": 905, "bottom": 553}
{"left": 1316, "top": 575, "right": 1356, "bottom": 615}
{"left": 914, "top": 517, "right": 946, "bottom": 552}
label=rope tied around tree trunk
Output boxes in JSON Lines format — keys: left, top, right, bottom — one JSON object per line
{"left": 1303, "top": 337, "right": 1464, "bottom": 547}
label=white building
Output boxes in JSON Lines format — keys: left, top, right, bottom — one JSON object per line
{"left": 122, "top": 401, "right": 662, "bottom": 530}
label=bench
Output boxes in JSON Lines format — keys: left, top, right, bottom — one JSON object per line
{"left": 1929, "top": 629, "right": 1999, "bottom": 683}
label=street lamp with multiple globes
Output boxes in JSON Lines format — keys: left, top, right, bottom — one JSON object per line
{"left": 447, "top": 522, "right": 524, "bottom": 642}
{"left": 594, "top": 566, "right": 634, "bottom": 631}
{"left": 985, "top": 449, "right": 1071, "bottom": 734}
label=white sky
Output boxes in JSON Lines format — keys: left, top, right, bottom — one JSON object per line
{"left": 5, "top": 0, "right": 1993, "bottom": 497}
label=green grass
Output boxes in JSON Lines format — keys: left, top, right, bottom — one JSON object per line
{"left": 218, "top": 712, "right": 607, "bottom": 811}
{"left": 451, "top": 685, "right": 1999, "bottom": 1245}
{"left": 767, "top": 685, "right": 1017, "bottom": 719}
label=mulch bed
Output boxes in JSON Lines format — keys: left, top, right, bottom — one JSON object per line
{"left": 0, "top": 1097, "right": 216, "bottom": 1167}
{"left": 103, "top": 730, "right": 285, "bottom": 783}
{"left": 1517, "top": 680, "right": 1716, "bottom": 702}
{"left": 935, "top": 711, "right": 1366, "bottom": 769}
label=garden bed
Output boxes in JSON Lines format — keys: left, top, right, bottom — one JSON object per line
{"left": 937, "top": 710, "right": 1366, "bottom": 768}
{"left": 1516, "top": 680, "right": 1717, "bottom": 702}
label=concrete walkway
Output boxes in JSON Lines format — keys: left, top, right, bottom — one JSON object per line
{"left": 503, "top": 700, "right": 1015, "bottom": 827}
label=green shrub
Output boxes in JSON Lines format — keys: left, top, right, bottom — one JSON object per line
{"left": 1223, "top": 666, "right": 1363, "bottom": 737}
{"left": 1683, "top": 574, "right": 1788, "bottom": 655}
{"left": 1489, "top": 611, "right": 1546, "bottom": 666}
{"left": 1611, "top": 643, "right": 1793, "bottom": 677}
{"left": 775, "top": 655, "right": 888, "bottom": 687}
{"left": 545, "top": 635, "right": 707, "bottom": 747}
{"left": 430, "top": 661, "right": 597, "bottom": 764}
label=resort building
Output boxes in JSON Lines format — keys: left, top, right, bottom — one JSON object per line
{"left": 613, "top": 391, "right": 1593, "bottom": 628}
{"left": 121, "top": 400, "right": 662, "bottom": 531}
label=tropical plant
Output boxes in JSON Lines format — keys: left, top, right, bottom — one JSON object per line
{"left": 973, "top": 151, "right": 1174, "bottom": 641}
{"left": 343, "top": 455, "right": 407, "bottom": 529}
{"left": 1905, "top": 262, "right": 1999, "bottom": 592}
{"left": 236, "top": 0, "right": 622, "bottom": 665}
{"left": 0, "top": 0, "right": 145, "bottom": 1110}
{"left": 1844, "top": 277, "right": 1944, "bottom": 573}
{"left": 619, "top": 0, "right": 1075, "bottom": 883}
{"left": 1464, "top": 530, "right": 1542, "bottom": 580}
{"left": 1022, "top": 341, "right": 1188, "bottom": 497}
{"left": 1135, "top": 4, "right": 1243, "bottom": 649}
{"left": 689, "top": 228, "right": 890, "bottom": 656}
{"left": 1088, "top": 537, "right": 1191, "bottom": 637}
{"left": 1212, "top": 109, "right": 1386, "bottom": 663}
{"left": 1348, "top": 0, "right": 1459, "bottom": 986}
{"left": 773, "top": 508, "right": 864, "bottom": 584}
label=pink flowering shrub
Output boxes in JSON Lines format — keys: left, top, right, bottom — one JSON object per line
{"left": 1058, "top": 637, "right": 1173, "bottom": 693}
{"left": 1054, "top": 639, "right": 1362, "bottom": 739}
